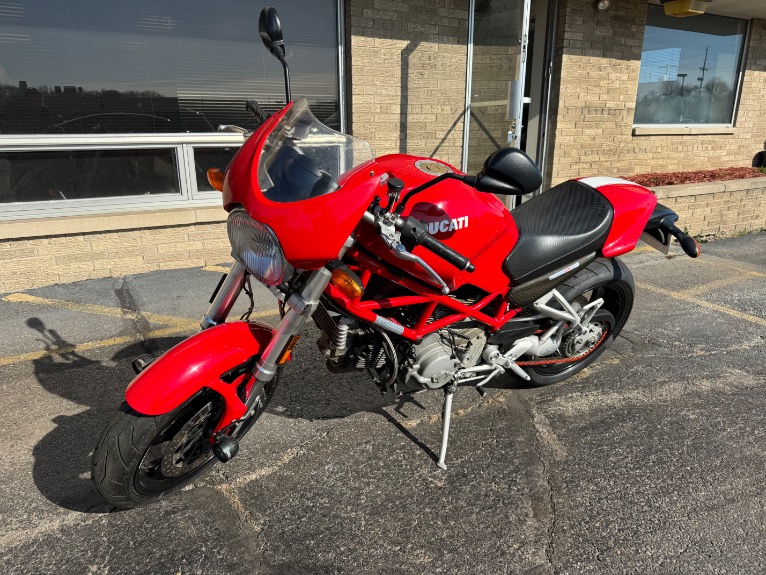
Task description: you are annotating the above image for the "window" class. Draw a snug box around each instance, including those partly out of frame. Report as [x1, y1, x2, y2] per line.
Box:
[0, 148, 179, 203]
[0, 0, 341, 217]
[634, 5, 747, 125]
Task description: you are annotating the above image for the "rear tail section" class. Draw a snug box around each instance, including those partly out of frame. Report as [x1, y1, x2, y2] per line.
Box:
[578, 176, 699, 259]
[641, 203, 701, 258]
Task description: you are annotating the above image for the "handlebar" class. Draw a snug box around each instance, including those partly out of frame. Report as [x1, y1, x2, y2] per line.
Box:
[399, 217, 475, 272]
[362, 210, 475, 272]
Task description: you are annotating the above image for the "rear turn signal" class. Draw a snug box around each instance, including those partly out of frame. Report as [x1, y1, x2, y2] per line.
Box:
[331, 266, 364, 299]
[207, 168, 225, 192]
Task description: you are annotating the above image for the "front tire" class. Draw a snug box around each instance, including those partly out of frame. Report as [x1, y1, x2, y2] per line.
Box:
[92, 373, 278, 508]
[525, 257, 634, 386]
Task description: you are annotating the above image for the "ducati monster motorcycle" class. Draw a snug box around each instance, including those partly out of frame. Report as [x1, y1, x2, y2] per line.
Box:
[92, 7, 700, 508]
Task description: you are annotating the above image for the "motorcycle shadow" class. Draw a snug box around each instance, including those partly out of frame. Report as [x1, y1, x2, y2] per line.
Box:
[30, 323, 524, 513]
[28, 319, 189, 512]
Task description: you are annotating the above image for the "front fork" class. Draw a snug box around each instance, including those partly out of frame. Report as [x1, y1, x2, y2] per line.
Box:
[201, 260, 247, 331]
[201, 260, 332, 415]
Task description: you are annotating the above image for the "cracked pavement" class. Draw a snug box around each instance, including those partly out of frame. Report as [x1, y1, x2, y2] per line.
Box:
[0, 233, 764, 574]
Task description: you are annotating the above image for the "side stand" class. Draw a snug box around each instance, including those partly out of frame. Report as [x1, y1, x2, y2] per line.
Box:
[436, 383, 457, 470]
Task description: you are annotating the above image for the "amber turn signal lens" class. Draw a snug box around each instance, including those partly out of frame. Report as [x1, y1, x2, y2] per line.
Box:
[278, 335, 301, 365]
[207, 168, 225, 192]
[331, 267, 364, 299]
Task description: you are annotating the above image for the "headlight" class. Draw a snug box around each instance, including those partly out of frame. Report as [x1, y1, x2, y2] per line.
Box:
[227, 209, 292, 286]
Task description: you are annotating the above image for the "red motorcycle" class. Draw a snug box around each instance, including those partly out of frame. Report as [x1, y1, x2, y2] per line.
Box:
[92, 7, 700, 508]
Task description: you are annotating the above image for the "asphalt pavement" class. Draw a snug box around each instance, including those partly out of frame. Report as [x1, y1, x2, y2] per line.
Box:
[0, 235, 765, 575]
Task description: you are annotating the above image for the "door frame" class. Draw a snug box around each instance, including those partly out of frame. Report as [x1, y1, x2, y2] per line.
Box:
[461, 0, 557, 191]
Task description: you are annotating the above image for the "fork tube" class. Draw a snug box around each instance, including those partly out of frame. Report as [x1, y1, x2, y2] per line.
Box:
[200, 261, 246, 330]
[253, 267, 332, 384]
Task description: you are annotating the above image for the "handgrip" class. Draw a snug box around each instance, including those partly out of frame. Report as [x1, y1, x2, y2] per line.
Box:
[399, 217, 475, 272]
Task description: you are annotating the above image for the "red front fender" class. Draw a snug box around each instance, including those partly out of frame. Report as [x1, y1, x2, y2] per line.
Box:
[125, 321, 275, 426]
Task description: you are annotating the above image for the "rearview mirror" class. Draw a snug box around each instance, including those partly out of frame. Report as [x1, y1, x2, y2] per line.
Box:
[474, 148, 542, 196]
[259, 6, 285, 58]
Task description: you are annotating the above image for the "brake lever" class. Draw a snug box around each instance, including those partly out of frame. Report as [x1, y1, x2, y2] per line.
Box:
[362, 211, 450, 295]
[391, 242, 450, 295]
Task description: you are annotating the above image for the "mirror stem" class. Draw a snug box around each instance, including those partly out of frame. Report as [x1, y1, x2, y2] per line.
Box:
[394, 172, 475, 215]
[277, 54, 292, 103]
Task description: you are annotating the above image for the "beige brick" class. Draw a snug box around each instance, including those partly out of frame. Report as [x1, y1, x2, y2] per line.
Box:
[141, 232, 189, 246]
[35, 242, 93, 256]
[190, 248, 230, 261]
[55, 251, 109, 265]
[0, 256, 58, 272]
[156, 241, 204, 254]
[106, 245, 157, 259]
[187, 228, 227, 241]
[46, 262, 95, 275]
[0, 247, 37, 260]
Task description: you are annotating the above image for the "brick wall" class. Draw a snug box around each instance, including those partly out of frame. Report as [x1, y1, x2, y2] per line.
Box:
[652, 178, 766, 239]
[346, 0, 469, 167]
[545, 0, 766, 187]
[0, 223, 229, 293]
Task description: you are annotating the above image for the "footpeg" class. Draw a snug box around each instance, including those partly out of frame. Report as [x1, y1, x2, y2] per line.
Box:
[213, 435, 240, 462]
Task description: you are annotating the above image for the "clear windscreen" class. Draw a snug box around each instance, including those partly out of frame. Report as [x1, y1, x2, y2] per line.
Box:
[257, 99, 374, 203]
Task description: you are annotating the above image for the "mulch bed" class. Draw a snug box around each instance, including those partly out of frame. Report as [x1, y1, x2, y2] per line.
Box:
[624, 167, 766, 187]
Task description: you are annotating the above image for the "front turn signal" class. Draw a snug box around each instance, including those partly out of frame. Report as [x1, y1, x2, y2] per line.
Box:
[207, 168, 225, 192]
[331, 266, 364, 299]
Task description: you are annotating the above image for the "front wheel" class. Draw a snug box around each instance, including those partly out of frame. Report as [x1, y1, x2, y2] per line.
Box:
[92, 375, 278, 508]
[524, 257, 634, 386]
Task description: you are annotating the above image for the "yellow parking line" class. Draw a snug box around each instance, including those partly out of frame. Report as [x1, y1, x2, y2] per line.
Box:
[3, 292, 195, 328]
[680, 273, 762, 297]
[695, 257, 766, 278]
[637, 282, 766, 328]
[0, 325, 193, 367]
[202, 265, 231, 273]
[0, 292, 280, 367]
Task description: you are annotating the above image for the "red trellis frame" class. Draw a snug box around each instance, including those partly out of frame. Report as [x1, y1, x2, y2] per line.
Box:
[324, 245, 521, 341]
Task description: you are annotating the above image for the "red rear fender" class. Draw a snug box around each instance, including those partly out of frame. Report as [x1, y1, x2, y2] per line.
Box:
[125, 321, 275, 425]
[578, 177, 658, 257]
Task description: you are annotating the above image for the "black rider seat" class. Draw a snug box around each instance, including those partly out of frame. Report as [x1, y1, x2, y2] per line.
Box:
[504, 180, 614, 285]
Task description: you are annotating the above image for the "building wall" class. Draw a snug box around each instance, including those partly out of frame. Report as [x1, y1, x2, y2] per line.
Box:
[545, 0, 766, 187]
[654, 177, 766, 239]
[346, 0, 470, 167]
[0, 222, 229, 293]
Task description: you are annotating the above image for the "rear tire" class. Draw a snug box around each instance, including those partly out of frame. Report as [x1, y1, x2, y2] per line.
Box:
[525, 257, 634, 386]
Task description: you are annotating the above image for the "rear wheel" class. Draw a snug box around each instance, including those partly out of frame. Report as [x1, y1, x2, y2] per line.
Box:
[92, 374, 278, 508]
[524, 258, 634, 386]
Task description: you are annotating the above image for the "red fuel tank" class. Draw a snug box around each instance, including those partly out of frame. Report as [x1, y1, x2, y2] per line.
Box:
[355, 155, 518, 293]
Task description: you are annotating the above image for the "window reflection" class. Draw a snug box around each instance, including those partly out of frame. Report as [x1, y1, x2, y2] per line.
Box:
[0, 0, 340, 135]
[634, 6, 746, 125]
[0, 149, 179, 203]
[193, 147, 238, 192]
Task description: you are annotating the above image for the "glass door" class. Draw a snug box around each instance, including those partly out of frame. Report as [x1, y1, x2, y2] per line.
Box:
[463, 0, 531, 175]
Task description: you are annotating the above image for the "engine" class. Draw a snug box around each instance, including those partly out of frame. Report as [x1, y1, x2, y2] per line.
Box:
[313, 300, 488, 394]
[399, 325, 486, 392]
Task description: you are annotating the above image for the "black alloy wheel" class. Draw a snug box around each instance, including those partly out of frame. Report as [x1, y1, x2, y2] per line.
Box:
[525, 258, 634, 386]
